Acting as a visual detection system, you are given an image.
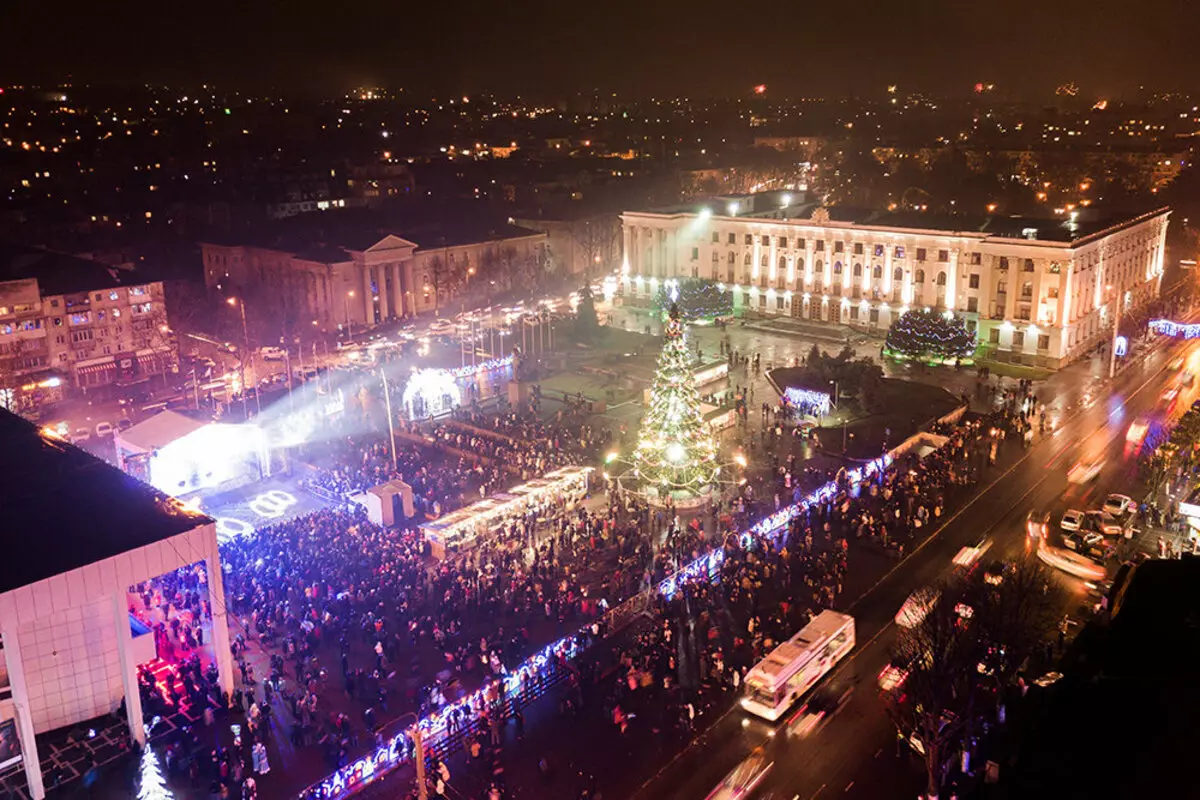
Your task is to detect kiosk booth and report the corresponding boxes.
[420,465,592,558]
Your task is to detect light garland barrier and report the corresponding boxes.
[1149,319,1200,339]
[294,453,896,800]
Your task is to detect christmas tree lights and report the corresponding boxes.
[884,308,975,364]
[138,747,174,800]
[631,304,719,504]
[654,279,733,321]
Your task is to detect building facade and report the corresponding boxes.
[201,228,547,332]
[0,247,175,408]
[618,206,1170,368]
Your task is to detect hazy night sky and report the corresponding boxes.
[3,0,1195,98]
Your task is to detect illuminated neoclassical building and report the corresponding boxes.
[619,196,1169,369]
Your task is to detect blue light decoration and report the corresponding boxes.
[1149,319,1200,339]
[1114,336,1128,358]
[782,387,832,418]
[298,451,895,800]
[449,355,514,378]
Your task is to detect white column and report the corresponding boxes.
[376,264,390,321]
[111,593,146,746]
[361,265,374,325]
[2,627,46,799]
[946,250,959,310]
[621,224,632,273]
[391,263,404,318]
[206,552,235,697]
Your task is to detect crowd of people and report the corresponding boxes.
[116,332,1061,800]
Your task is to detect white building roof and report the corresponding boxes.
[115,409,208,455]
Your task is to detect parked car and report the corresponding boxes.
[73,427,92,443]
[1087,510,1127,536]
[1102,493,1136,516]
[259,346,287,361]
[94,421,114,437]
[1060,509,1086,533]
[1160,386,1180,411]
[116,418,134,432]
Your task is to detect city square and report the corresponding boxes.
[3,15,1200,800]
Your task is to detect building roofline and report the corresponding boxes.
[621,206,1171,250]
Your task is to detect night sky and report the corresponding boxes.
[4,0,1195,97]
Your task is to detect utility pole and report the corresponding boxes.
[381,366,398,468]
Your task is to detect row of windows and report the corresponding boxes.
[688,244,1059,276]
[987,328,1051,351]
[701,232,963,263]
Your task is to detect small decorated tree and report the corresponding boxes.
[884,309,975,363]
[573,284,602,341]
[631,304,719,503]
[654,279,733,321]
[138,746,174,800]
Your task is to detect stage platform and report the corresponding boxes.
[193,475,332,543]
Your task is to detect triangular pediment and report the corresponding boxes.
[364,234,420,253]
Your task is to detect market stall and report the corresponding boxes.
[420,465,593,558]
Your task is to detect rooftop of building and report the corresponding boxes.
[0,409,213,596]
[999,557,1200,798]
[202,206,544,260]
[628,200,1169,246]
[0,242,155,296]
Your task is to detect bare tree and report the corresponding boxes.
[567,214,621,278]
[971,555,1065,707]
[427,252,464,314]
[886,586,978,800]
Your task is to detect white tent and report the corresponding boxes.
[115,409,209,462]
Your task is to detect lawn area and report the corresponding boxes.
[975,358,1054,381]
[812,378,960,459]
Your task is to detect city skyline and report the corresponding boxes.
[4,0,1198,98]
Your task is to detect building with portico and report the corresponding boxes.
[200,220,546,333]
[619,202,1170,369]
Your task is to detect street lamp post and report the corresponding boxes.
[1108,284,1121,380]
[380,366,398,469]
[226,297,260,417]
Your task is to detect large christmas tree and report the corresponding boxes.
[884,308,976,363]
[631,304,719,503]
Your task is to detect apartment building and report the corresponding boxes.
[619,203,1170,369]
[0,244,174,408]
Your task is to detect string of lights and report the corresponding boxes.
[883,308,975,362]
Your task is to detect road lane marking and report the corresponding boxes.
[844,781,855,792]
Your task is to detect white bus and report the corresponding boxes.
[740,610,856,721]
